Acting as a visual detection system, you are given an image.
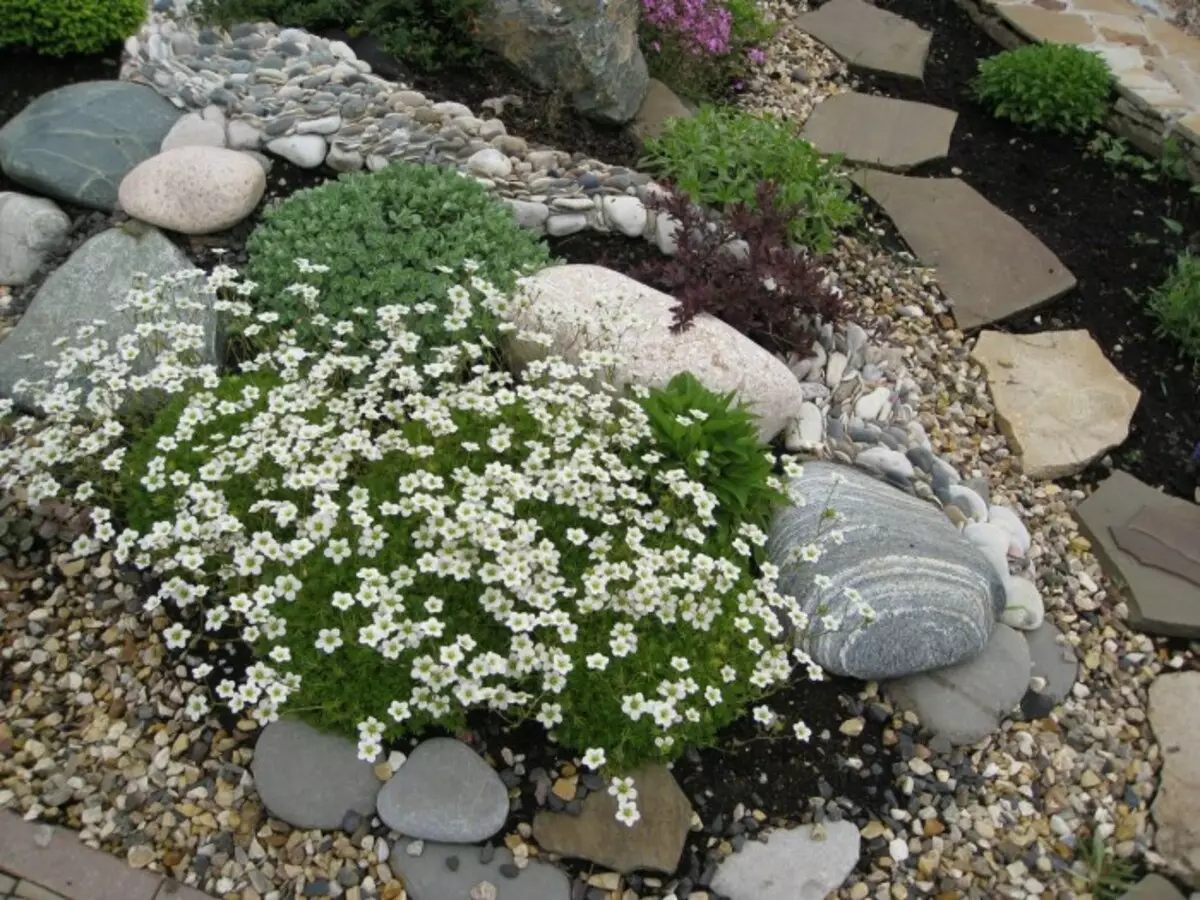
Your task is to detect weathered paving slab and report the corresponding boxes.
[851,171,1077,329]
[794,0,932,78]
[1075,470,1200,638]
[971,330,1140,479]
[1147,672,1200,888]
[800,92,957,170]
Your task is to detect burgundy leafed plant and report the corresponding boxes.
[632,181,849,357]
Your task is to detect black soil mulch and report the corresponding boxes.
[810,0,1200,499]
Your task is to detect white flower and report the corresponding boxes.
[585,653,609,671]
[581,747,607,770]
[615,801,641,827]
[163,623,191,650]
[185,693,210,721]
[793,721,812,742]
[315,629,343,653]
[608,777,638,802]
[752,705,776,727]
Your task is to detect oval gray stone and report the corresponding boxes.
[0,81,181,211]
[250,719,380,830]
[376,738,508,843]
[393,843,569,900]
[768,462,1006,681]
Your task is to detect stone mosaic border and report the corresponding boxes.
[950,0,1200,178]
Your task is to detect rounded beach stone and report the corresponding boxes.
[118,147,266,235]
[987,503,1032,557]
[710,822,860,900]
[466,148,512,178]
[0,192,70,286]
[376,737,509,843]
[160,111,227,151]
[266,134,328,167]
[768,462,1006,681]
[250,718,380,830]
[1001,575,1045,631]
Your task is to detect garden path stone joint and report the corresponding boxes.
[799,92,959,171]
[793,0,933,78]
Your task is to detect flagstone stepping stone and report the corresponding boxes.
[532,764,691,874]
[628,78,694,146]
[971,330,1140,479]
[1075,470,1200,638]
[800,92,957,171]
[375,737,509,843]
[392,843,570,900]
[250,719,381,830]
[1147,672,1200,888]
[768,462,1006,682]
[0,82,181,212]
[710,822,861,900]
[794,0,932,79]
[887,624,1032,746]
[850,171,1076,330]
[0,226,219,413]
[1117,874,1187,900]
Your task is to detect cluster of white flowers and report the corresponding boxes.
[0,262,849,828]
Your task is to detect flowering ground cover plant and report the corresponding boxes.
[0,262,837,824]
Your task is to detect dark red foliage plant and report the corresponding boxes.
[632,180,849,356]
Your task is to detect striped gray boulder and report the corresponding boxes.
[767,462,1005,681]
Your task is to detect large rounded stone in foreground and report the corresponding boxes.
[767,462,1006,681]
[376,738,509,842]
[119,147,266,235]
[0,82,181,211]
[393,843,570,900]
[532,764,691,874]
[251,719,381,830]
[0,192,70,286]
[711,822,861,900]
[887,624,1032,746]
[507,264,806,443]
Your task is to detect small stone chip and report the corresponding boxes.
[839,717,866,737]
[445,855,460,872]
[498,863,519,879]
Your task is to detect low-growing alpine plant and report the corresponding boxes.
[0,261,852,825]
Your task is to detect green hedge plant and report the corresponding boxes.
[0,0,145,55]
[971,42,1112,135]
[245,161,552,356]
[639,106,859,252]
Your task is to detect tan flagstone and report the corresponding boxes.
[999,5,1099,42]
[1073,0,1146,16]
[1176,111,1200,143]
[1145,15,1200,58]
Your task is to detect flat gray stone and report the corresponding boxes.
[710,822,861,900]
[0,226,220,413]
[850,171,1076,329]
[392,843,570,900]
[1021,621,1078,716]
[1118,874,1187,900]
[376,738,508,843]
[800,92,957,171]
[887,624,1032,746]
[767,462,1006,682]
[0,81,181,211]
[1148,673,1200,888]
[1075,471,1200,638]
[250,719,381,830]
[794,0,932,78]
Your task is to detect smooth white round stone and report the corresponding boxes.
[466,148,512,178]
[948,483,988,522]
[160,112,227,152]
[118,146,265,235]
[963,521,1012,584]
[1001,576,1045,631]
[266,134,328,168]
[600,195,647,237]
[987,504,1032,557]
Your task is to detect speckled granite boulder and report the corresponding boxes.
[767,462,1006,680]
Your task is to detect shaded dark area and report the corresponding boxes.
[815,0,1200,499]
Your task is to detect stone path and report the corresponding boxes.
[793,0,932,78]
[0,810,213,900]
[849,170,1077,329]
[1075,470,1200,637]
[798,91,958,170]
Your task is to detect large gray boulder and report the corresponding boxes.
[0,81,181,211]
[767,462,1006,681]
[474,0,648,124]
[0,226,216,413]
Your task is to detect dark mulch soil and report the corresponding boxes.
[810,0,1200,499]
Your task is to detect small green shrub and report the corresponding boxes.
[193,0,484,71]
[0,0,145,55]
[1148,252,1200,364]
[245,162,552,355]
[639,106,859,252]
[971,42,1112,135]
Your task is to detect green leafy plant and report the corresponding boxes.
[1074,832,1140,900]
[0,0,145,55]
[971,42,1112,135]
[641,372,787,540]
[1147,251,1200,366]
[245,161,552,355]
[192,0,485,71]
[639,106,859,251]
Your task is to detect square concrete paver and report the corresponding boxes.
[1075,471,1200,637]
[850,171,1077,329]
[794,0,932,78]
[800,92,957,170]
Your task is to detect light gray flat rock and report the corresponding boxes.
[851,171,1076,329]
[1021,621,1078,717]
[376,738,509,843]
[251,719,381,830]
[794,0,932,78]
[888,624,1032,746]
[767,462,1006,681]
[710,822,861,900]
[392,843,570,900]
[1148,673,1200,888]
[801,92,957,170]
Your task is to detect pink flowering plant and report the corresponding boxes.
[0,261,853,828]
[640,0,775,99]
